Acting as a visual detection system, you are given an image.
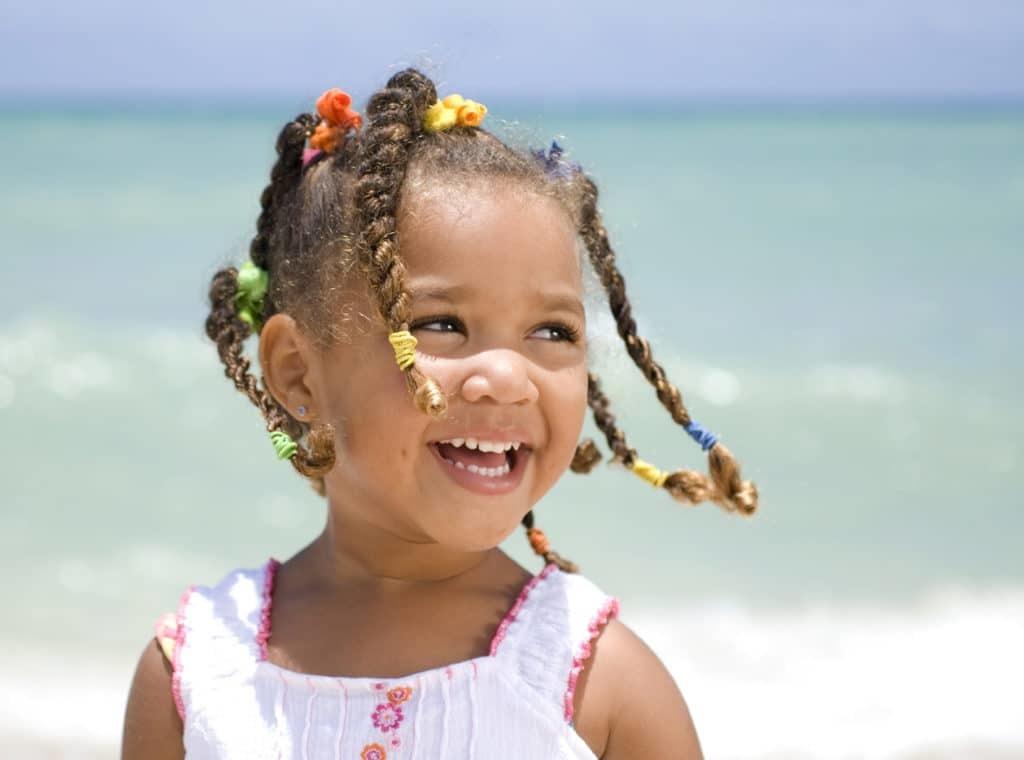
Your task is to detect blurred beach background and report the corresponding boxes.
[2,2,1023,758]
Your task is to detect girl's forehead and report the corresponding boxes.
[401,183,576,252]
[399,186,582,296]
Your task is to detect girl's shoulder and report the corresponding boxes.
[493,564,703,757]
[124,561,272,760]
[490,563,620,712]
[153,560,274,674]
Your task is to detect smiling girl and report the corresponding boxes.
[121,69,757,759]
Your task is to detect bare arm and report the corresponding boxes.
[121,639,185,760]
[574,618,704,760]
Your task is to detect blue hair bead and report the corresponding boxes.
[685,420,718,452]
[532,140,581,179]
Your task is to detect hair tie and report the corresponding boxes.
[270,430,298,460]
[628,458,668,488]
[308,87,363,155]
[526,527,550,557]
[532,141,581,179]
[388,330,418,371]
[424,94,487,133]
[234,261,269,331]
[685,420,719,452]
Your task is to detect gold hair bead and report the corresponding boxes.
[629,458,668,488]
[388,330,418,371]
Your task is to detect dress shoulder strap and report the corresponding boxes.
[491,566,620,724]
[158,559,278,721]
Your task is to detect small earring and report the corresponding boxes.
[297,405,307,417]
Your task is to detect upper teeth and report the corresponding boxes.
[440,438,521,453]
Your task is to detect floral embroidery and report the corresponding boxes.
[366,682,415,752]
[387,685,413,705]
[371,702,404,732]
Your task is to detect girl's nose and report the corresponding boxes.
[458,349,540,406]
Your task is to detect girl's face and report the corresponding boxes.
[313,183,588,552]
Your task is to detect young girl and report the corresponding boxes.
[121,69,757,759]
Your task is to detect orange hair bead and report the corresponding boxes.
[527,527,550,557]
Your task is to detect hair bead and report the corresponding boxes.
[628,458,668,488]
[270,430,298,460]
[684,420,719,452]
[413,377,447,417]
[388,330,418,370]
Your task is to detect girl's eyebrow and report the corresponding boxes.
[409,283,469,303]
[411,283,584,316]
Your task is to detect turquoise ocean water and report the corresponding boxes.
[1,104,1022,757]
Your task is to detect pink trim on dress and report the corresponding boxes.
[563,596,620,723]
[256,558,281,661]
[170,584,196,722]
[488,563,557,656]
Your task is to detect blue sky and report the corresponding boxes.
[2,0,1023,101]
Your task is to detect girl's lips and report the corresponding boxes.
[428,442,530,496]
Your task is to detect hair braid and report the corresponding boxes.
[250,113,319,272]
[521,510,578,573]
[577,177,757,515]
[585,372,635,465]
[568,375,612,475]
[353,69,446,417]
[205,113,336,492]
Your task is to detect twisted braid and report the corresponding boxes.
[577,176,757,515]
[250,113,319,272]
[205,113,336,492]
[569,437,602,474]
[584,372,634,464]
[353,69,446,416]
[521,509,578,573]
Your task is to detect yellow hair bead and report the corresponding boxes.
[388,330,418,371]
[423,94,487,133]
[629,458,668,488]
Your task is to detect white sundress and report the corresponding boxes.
[157,559,619,759]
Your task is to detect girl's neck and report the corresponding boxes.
[303,509,503,588]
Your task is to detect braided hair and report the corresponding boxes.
[204,68,757,568]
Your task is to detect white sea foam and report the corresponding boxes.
[0,648,130,756]
[631,587,1024,760]
[696,367,743,407]
[46,352,119,399]
[0,320,59,377]
[2,588,1022,759]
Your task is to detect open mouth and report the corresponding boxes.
[429,437,530,493]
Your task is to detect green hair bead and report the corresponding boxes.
[270,430,298,460]
[234,261,269,331]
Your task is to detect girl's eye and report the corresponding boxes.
[411,316,464,334]
[532,323,582,343]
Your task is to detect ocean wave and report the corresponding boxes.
[0,317,219,408]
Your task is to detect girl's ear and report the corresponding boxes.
[258,313,319,420]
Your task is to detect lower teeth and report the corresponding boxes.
[448,460,510,477]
